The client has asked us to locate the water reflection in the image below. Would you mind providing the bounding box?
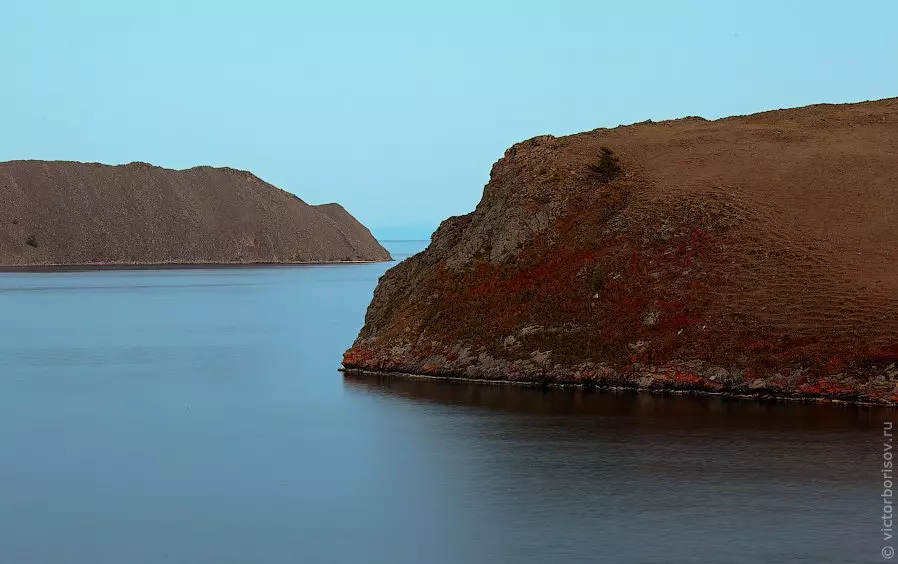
[344,373,889,563]
[344,372,892,429]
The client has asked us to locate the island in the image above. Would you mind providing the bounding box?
[344,97,898,405]
[0,160,390,266]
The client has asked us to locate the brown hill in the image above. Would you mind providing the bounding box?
[0,160,390,266]
[344,97,898,404]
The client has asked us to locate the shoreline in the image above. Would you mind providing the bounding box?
[0,258,393,273]
[340,367,896,408]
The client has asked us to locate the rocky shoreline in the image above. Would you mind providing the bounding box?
[0,258,389,272]
[341,365,898,406]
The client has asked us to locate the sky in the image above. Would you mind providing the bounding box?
[2,1,896,239]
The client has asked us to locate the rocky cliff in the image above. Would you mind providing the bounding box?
[0,160,390,266]
[344,98,898,404]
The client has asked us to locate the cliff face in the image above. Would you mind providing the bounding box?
[344,98,898,404]
[0,160,390,266]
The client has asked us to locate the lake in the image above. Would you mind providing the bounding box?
[0,241,890,563]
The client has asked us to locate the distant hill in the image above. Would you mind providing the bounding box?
[0,160,390,266]
[344,97,898,404]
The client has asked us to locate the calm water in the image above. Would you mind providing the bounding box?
[0,241,890,563]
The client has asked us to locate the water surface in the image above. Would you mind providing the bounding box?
[0,241,888,563]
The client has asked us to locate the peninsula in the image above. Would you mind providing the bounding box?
[344,98,898,404]
[0,160,390,267]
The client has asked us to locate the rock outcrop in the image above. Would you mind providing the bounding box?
[0,160,390,266]
[344,98,898,404]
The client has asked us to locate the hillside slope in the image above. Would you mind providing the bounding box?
[344,98,898,404]
[0,160,390,266]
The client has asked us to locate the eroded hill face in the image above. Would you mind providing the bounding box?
[345,98,898,404]
[0,161,390,266]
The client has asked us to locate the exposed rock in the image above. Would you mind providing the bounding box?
[344,98,898,405]
[0,160,390,266]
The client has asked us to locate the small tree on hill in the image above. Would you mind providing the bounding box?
[589,146,622,183]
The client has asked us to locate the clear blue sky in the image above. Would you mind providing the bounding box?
[2,1,896,239]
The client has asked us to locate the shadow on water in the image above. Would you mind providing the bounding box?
[343,372,891,563]
[343,372,894,430]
